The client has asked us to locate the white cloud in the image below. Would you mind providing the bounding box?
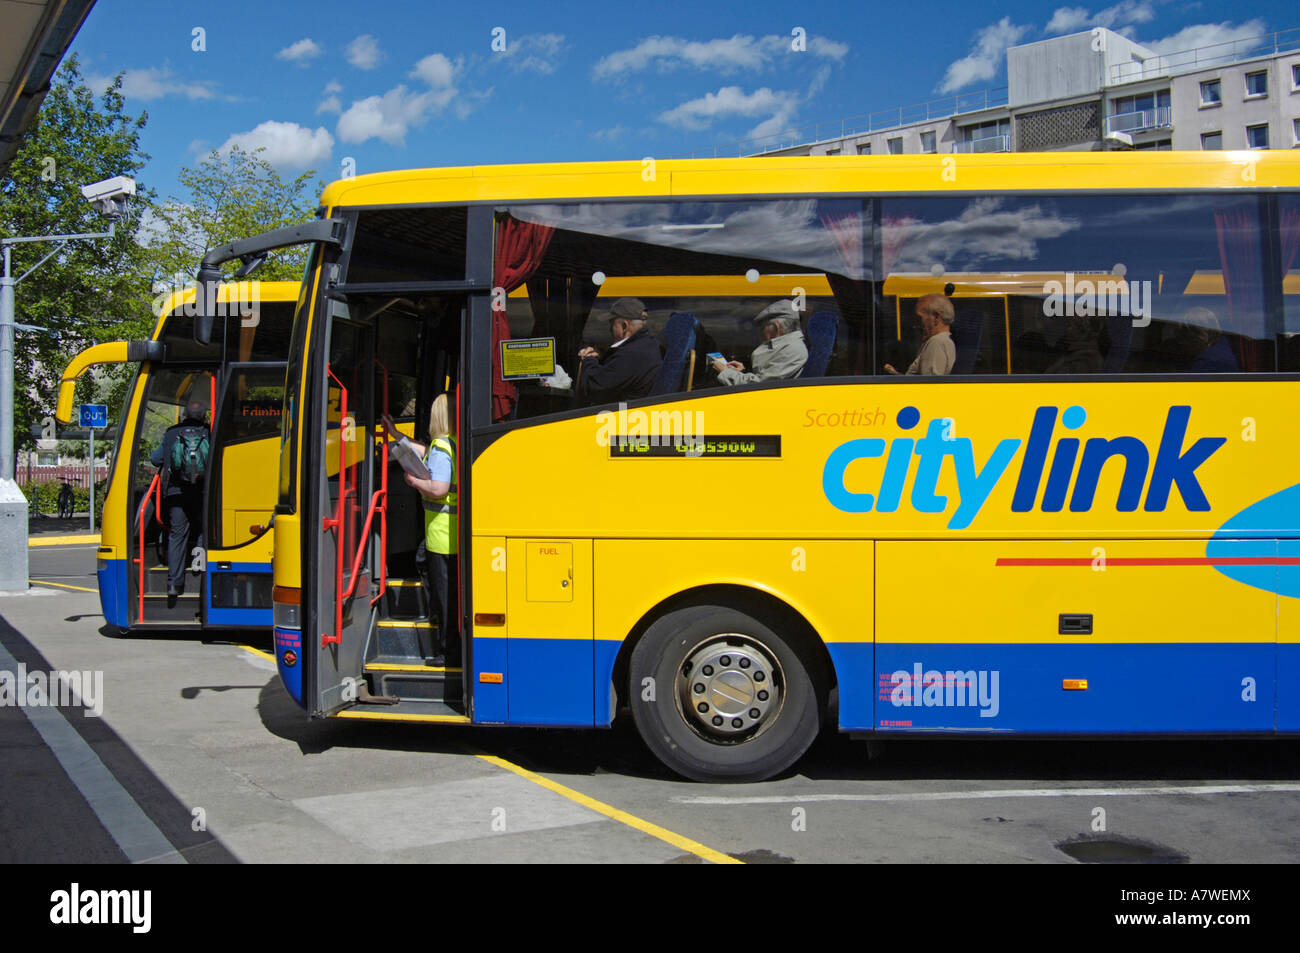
[1142,20,1269,54]
[1045,1,1154,35]
[411,53,456,88]
[323,79,342,94]
[276,38,323,65]
[87,67,220,101]
[218,121,334,168]
[316,79,343,114]
[937,17,1031,94]
[336,55,468,145]
[594,33,847,81]
[590,125,628,142]
[346,34,383,70]
[658,85,800,138]
[498,33,566,74]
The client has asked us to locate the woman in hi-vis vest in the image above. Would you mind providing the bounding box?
[383,394,459,665]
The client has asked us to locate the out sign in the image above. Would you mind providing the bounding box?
[79,404,108,429]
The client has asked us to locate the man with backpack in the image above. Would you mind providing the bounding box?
[150,400,210,597]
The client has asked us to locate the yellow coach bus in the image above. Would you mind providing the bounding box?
[194,152,1300,780]
[58,281,299,631]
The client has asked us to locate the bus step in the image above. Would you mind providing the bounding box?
[333,698,467,722]
[137,595,201,623]
[372,670,462,703]
[372,620,434,658]
[383,579,428,620]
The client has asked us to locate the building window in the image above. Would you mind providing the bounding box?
[1112,89,1171,114]
[1293,118,1300,147]
[823,146,841,156]
[1200,79,1221,106]
[1293,63,1300,90]
[1246,123,1269,148]
[856,142,871,155]
[887,137,902,155]
[1201,130,1222,150]
[1134,139,1172,150]
[1245,70,1267,98]
[919,130,936,153]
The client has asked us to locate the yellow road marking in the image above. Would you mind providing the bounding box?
[30,534,100,547]
[30,577,96,590]
[470,750,742,865]
[238,644,276,662]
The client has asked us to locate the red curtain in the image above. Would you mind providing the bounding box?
[1214,208,1265,372]
[492,217,555,422]
[1282,204,1300,277]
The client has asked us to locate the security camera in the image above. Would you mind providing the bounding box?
[80,176,136,220]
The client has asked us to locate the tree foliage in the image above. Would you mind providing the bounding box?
[147,146,320,287]
[0,55,152,452]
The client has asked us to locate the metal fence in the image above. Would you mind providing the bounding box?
[17,464,109,488]
[1109,27,1300,84]
[675,87,1010,158]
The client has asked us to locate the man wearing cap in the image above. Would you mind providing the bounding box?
[577,297,664,404]
[713,299,809,386]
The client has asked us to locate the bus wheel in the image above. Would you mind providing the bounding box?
[630,604,822,782]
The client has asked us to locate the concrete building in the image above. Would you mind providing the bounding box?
[737,26,1300,157]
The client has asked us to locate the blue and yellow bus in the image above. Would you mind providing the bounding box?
[58,281,299,631]
[195,153,1300,780]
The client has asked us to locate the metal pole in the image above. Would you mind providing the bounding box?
[1,245,13,481]
[88,427,94,531]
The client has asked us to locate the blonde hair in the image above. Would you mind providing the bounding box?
[427,393,452,441]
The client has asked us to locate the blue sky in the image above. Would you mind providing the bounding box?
[69,0,1297,203]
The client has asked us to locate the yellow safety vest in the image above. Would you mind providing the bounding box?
[422,436,458,555]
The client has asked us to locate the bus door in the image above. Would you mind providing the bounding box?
[312,302,376,712]
[310,294,464,716]
[126,366,216,626]
[202,362,286,627]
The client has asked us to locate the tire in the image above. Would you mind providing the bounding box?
[630,603,823,782]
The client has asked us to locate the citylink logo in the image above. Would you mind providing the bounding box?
[823,405,1226,529]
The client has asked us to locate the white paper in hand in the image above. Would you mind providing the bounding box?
[390,437,429,480]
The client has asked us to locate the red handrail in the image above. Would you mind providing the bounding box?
[320,364,392,647]
[321,367,348,648]
[135,472,163,620]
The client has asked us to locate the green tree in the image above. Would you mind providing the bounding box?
[146,145,319,288]
[0,55,153,454]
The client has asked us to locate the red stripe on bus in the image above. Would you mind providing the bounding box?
[995,557,1300,566]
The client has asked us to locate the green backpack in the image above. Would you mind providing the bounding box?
[169,426,210,484]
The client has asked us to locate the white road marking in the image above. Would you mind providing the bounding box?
[0,640,185,863]
[675,783,1300,805]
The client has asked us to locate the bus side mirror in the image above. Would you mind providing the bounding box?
[195,263,221,345]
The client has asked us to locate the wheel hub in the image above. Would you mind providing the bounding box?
[678,636,782,741]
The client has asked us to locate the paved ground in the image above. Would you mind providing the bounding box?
[5,539,1300,865]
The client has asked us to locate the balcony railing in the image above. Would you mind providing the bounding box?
[1109,26,1300,84]
[1105,106,1172,134]
[954,134,1010,153]
[673,87,1009,159]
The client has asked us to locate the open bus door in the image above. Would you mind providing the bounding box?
[308,295,467,720]
[202,361,287,627]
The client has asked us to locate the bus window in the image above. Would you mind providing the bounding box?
[878,193,1277,375]
[497,198,873,421]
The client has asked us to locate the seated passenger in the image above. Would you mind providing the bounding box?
[712,300,808,385]
[1046,316,1104,374]
[577,298,663,404]
[1179,307,1239,373]
[885,293,955,376]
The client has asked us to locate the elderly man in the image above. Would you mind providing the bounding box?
[713,299,808,385]
[885,293,955,376]
[578,297,663,404]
